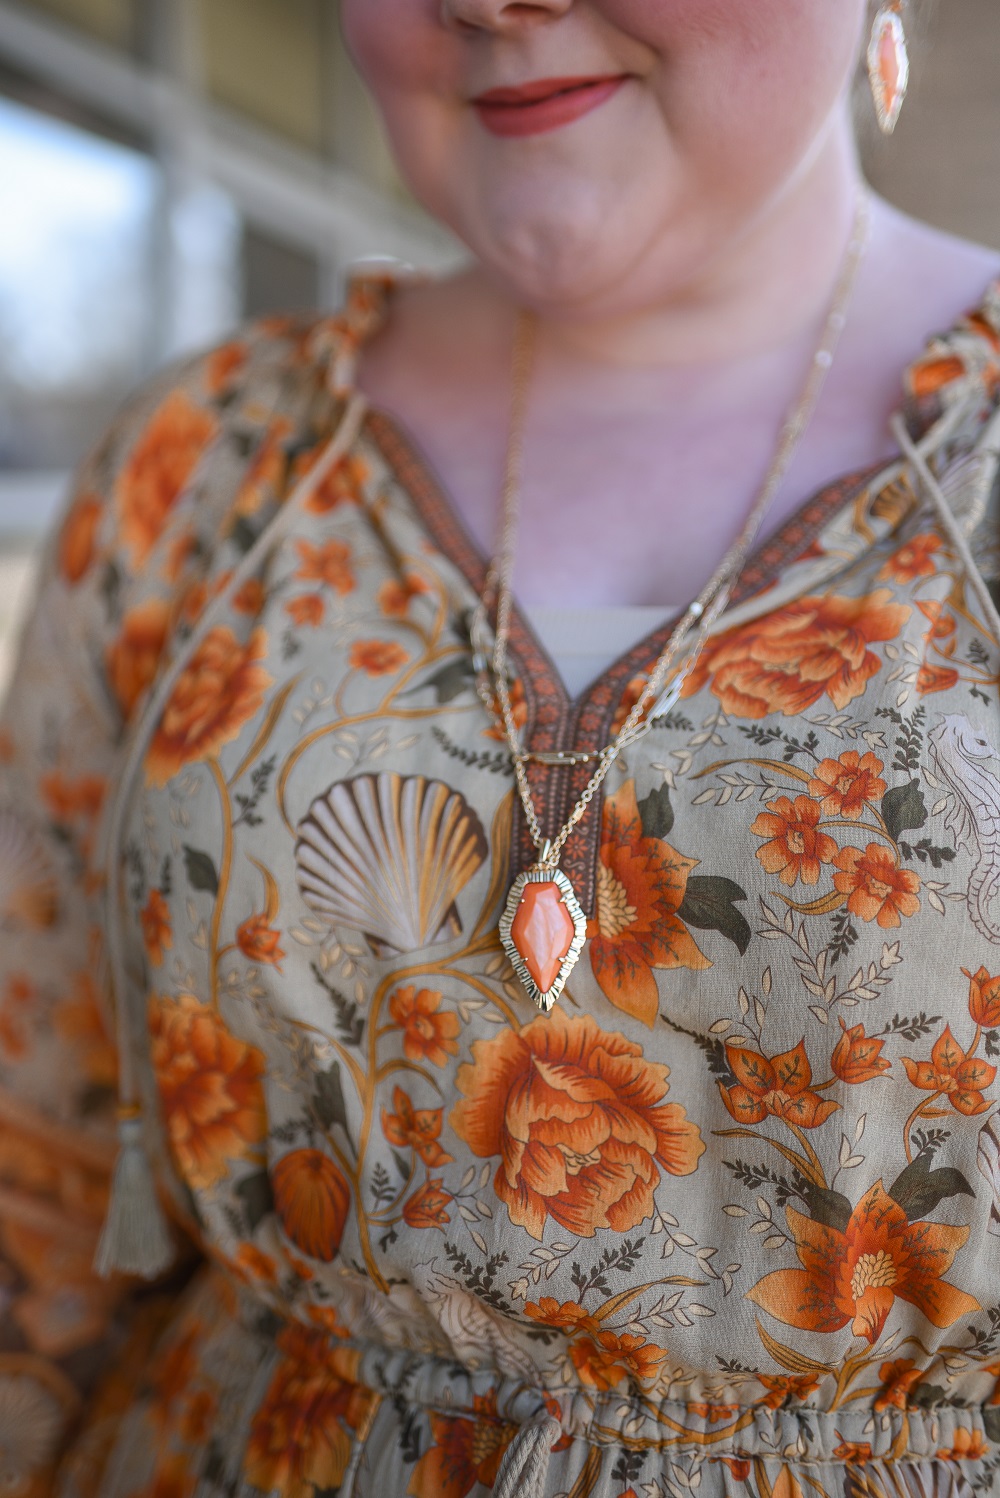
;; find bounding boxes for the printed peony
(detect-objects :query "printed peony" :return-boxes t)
[145,626,272,784]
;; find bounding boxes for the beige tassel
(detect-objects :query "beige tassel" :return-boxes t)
[94,1111,175,1279]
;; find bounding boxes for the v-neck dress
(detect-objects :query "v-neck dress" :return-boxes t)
[2,274,1000,1498]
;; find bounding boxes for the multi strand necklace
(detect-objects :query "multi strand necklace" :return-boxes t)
[473,196,871,1013]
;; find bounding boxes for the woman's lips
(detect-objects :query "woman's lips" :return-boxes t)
[472,75,627,139]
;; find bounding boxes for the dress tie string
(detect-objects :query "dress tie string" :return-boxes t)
[494,1411,563,1498]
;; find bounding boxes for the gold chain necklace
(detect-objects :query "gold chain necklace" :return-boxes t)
[474,194,871,1013]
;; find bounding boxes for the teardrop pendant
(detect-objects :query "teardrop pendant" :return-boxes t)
[868,6,909,135]
[499,866,587,1012]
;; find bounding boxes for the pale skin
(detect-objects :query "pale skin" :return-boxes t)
[343,0,999,613]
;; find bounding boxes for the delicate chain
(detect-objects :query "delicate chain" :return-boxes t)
[473,193,871,869]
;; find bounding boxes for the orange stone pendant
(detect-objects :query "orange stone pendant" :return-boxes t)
[868,7,909,134]
[499,865,587,1012]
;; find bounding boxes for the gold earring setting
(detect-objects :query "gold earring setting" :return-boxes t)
[868,3,910,134]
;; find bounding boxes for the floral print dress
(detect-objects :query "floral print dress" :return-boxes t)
[2,275,1000,1498]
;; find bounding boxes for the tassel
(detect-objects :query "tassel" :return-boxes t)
[94,1111,175,1279]
[494,1413,562,1498]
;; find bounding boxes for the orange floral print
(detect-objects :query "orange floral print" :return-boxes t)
[719,1040,840,1129]
[378,573,429,618]
[756,1374,820,1410]
[878,532,941,583]
[244,1322,376,1498]
[304,453,369,514]
[272,1148,351,1261]
[937,1428,988,1462]
[117,390,218,564]
[39,772,105,826]
[451,1006,704,1240]
[105,598,171,721]
[831,1439,873,1463]
[902,1025,996,1116]
[149,992,267,1190]
[236,913,285,968]
[751,795,838,887]
[402,1178,452,1229]
[294,538,355,594]
[482,675,527,741]
[747,1179,979,1344]
[916,663,960,696]
[54,972,116,1088]
[570,1329,668,1390]
[348,639,410,676]
[408,1391,515,1498]
[522,1299,600,1335]
[232,577,267,614]
[234,1243,279,1285]
[917,600,956,642]
[0,975,34,1060]
[203,340,247,396]
[874,1358,925,1411]
[388,986,459,1067]
[966,965,1000,1028]
[588,779,709,1028]
[831,1019,891,1084]
[833,843,920,927]
[146,626,272,785]
[57,493,102,584]
[381,1087,453,1168]
[285,593,325,628]
[682,591,909,718]
[807,751,887,820]
[141,889,172,967]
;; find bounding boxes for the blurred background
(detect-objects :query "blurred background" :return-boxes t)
[0,0,998,691]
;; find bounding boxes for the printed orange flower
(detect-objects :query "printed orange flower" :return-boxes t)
[719,1040,840,1129]
[747,1178,979,1345]
[451,1006,704,1240]
[610,673,649,737]
[917,601,956,643]
[233,1243,279,1285]
[408,1391,515,1498]
[388,986,459,1067]
[402,1177,452,1229]
[965,966,1000,1029]
[832,1439,873,1463]
[348,639,410,677]
[272,1149,352,1261]
[244,1323,376,1498]
[381,1087,453,1168]
[0,975,34,1060]
[874,1358,925,1411]
[146,626,272,785]
[303,453,369,514]
[878,532,941,583]
[294,538,355,595]
[910,354,965,400]
[149,992,267,1190]
[54,971,116,1088]
[751,795,838,887]
[203,340,247,396]
[756,1374,820,1410]
[902,1025,996,1116]
[937,1429,988,1462]
[522,1299,601,1336]
[916,664,960,697]
[682,591,909,718]
[482,675,527,740]
[230,418,292,518]
[39,772,105,826]
[236,912,285,968]
[378,573,429,618]
[141,888,172,967]
[588,779,709,1027]
[105,598,171,721]
[232,576,267,614]
[58,492,102,583]
[117,390,218,564]
[284,593,325,628]
[833,844,920,928]
[807,751,887,821]
[831,1019,891,1085]
[570,1329,667,1390]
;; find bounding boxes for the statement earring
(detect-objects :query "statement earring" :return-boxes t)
[868,3,910,134]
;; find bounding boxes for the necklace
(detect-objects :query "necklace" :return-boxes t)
[474,195,871,1013]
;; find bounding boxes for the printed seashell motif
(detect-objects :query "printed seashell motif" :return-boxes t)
[0,810,58,929]
[295,773,488,956]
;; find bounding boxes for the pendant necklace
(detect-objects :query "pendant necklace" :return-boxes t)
[473,196,871,1012]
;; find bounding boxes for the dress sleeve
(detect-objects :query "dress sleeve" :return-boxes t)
[0,355,229,1491]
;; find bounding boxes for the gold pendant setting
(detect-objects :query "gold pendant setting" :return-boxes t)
[499,864,587,1012]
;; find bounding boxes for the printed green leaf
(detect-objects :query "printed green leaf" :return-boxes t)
[183,845,220,895]
[797,1181,852,1234]
[881,780,927,842]
[677,876,751,955]
[313,1063,354,1152]
[408,659,476,704]
[888,1153,974,1222]
[638,783,674,840]
[236,1169,274,1231]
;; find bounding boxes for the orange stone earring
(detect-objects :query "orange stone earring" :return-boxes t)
[868,2,910,134]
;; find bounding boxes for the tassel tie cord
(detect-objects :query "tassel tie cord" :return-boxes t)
[95,389,369,1280]
[494,1412,563,1498]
